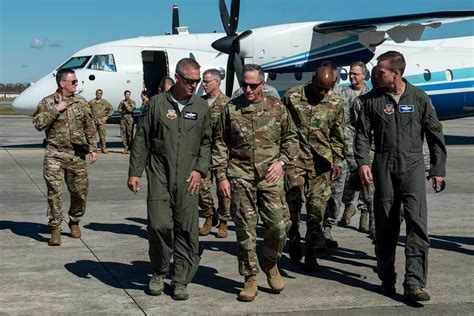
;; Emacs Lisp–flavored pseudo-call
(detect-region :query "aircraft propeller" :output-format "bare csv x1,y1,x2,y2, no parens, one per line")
211,0,252,96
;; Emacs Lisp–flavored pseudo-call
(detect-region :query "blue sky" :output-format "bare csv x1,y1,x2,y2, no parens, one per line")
1,0,473,83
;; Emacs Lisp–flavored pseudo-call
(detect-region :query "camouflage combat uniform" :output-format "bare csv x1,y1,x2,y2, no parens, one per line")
283,83,344,251
33,92,96,227
327,85,370,223
212,95,299,276
199,92,231,221
88,97,113,152
119,99,136,151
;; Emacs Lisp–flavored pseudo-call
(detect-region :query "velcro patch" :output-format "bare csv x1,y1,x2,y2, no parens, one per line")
399,105,414,113
184,111,198,120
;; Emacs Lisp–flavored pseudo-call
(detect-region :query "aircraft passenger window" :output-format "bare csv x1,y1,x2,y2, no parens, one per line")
88,54,117,72
295,72,302,81
268,72,277,81
445,69,453,81
423,69,431,81
340,68,348,81
58,56,91,70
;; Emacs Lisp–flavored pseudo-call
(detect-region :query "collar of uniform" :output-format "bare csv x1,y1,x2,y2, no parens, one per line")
383,78,414,99
165,89,199,107
53,91,80,104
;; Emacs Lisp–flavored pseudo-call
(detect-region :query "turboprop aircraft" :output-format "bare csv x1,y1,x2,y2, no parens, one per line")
11,1,474,121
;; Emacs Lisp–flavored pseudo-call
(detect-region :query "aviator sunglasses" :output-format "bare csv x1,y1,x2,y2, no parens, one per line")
241,80,263,90
177,73,201,85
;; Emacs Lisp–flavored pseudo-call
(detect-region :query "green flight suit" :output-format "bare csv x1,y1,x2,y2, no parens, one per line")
129,91,211,286
355,80,447,290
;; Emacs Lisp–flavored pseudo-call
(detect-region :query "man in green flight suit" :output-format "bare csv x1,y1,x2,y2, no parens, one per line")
128,58,211,301
355,51,447,302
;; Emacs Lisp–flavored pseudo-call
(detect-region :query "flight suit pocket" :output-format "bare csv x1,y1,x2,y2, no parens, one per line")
147,179,170,201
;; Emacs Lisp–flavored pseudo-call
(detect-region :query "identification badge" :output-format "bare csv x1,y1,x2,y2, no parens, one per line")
166,109,177,120
184,111,198,120
383,104,394,115
399,104,414,113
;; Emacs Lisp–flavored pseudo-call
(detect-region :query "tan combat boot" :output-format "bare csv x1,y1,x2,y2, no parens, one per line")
68,220,82,238
101,148,109,154
359,211,369,233
48,226,61,246
199,216,214,236
238,276,258,302
122,147,129,154
262,260,284,293
216,221,228,238
339,203,357,226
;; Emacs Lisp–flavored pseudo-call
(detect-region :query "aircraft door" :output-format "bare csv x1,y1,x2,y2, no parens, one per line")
142,51,169,96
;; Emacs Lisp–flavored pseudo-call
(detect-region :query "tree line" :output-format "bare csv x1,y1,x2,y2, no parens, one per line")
0,83,31,93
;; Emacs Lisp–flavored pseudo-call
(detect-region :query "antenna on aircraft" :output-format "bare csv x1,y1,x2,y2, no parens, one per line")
212,0,252,96
172,4,180,35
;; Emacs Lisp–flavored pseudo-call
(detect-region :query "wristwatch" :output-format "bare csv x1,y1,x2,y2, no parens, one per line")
279,160,285,167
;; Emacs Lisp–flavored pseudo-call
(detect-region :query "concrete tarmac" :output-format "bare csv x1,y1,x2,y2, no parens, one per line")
1,115,473,315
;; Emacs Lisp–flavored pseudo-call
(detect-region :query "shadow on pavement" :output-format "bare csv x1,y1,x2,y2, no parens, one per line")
0,220,50,242
84,222,147,239
398,234,474,256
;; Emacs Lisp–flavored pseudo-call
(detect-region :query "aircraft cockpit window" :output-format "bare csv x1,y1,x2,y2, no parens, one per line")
423,69,431,81
445,69,453,82
58,56,91,70
88,54,117,72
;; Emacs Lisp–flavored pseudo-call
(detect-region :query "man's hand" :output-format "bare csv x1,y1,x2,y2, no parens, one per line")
331,165,342,181
430,175,445,193
265,161,283,184
56,101,67,112
218,179,232,198
102,116,108,124
128,176,140,194
187,170,202,195
359,165,373,186
89,152,98,164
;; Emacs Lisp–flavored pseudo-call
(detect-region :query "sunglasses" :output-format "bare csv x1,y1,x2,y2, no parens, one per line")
241,80,263,90
62,79,78,85
177,73,201,85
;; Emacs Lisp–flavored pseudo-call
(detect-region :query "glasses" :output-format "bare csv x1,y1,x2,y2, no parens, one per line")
241,80,263,90
349,72,363,76
202,79,217,84
177,73,201,85
62,79,78,85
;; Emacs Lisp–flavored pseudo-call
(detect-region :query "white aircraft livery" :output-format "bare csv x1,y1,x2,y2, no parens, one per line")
12,1,474,121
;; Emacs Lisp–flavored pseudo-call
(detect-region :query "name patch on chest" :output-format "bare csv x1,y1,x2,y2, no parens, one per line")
399,105,414,113
184,112,198,120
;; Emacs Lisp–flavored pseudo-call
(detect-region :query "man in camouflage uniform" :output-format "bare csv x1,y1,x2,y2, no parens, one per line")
198,68,231,238
283,66,344,269
328,62,371,234
119,90,136,154
88,89,113,153
213,64,299,302
33,68,97,246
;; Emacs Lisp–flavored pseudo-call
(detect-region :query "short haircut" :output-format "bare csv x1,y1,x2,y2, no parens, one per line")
321,60,337,70
56,68,75,86
124,90,131,95
203,68,222,82
158,76,175,92
350,61,367,76
176,58,201,75
141,90,151,98
243,64,265,82
377,51,406,75
96,89,103,93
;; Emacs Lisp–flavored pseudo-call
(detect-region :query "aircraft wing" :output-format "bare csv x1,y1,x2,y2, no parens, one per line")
313,10,474,43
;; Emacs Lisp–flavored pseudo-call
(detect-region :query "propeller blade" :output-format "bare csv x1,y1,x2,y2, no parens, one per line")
218,0,232,35
233,52,244,85
226,53,235,97
172,4,180,35
236,29,252,42
229,0,240,34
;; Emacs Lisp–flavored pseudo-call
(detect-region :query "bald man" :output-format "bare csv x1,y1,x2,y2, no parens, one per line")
283,66,345,270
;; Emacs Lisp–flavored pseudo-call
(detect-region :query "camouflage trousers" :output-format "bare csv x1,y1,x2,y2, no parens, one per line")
43,155,88,227
325,161,348,225
198,171,231,221
229,177,288,277
96,123,108,150
285,165,332,248
120,116,134,149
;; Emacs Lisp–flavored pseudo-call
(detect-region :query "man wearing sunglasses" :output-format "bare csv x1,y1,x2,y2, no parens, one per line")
128,58,211,301
283,66,345,270
198,68,231,238
33,68,97,246
213,64,299,302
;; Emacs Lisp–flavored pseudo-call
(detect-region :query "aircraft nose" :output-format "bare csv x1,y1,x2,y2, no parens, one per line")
12,74,57,115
